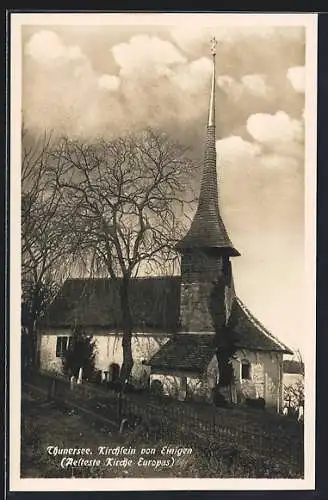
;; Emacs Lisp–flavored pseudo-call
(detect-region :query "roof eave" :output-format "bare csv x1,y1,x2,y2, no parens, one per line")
233,345,293,355
175,241,241,257
148,364,203,375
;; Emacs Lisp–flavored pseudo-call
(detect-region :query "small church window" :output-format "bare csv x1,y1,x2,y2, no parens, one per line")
241,360,251,380
222,257,232,285
178,376,187,401
56,336,69,357
67,336,73,351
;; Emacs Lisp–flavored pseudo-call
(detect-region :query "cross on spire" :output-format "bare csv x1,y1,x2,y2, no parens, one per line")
210,36,217,56
208,36,217,128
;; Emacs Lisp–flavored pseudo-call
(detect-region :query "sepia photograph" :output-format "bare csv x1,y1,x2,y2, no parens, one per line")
10,11,317,491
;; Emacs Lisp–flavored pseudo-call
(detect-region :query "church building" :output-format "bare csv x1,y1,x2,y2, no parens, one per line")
37,39,292,412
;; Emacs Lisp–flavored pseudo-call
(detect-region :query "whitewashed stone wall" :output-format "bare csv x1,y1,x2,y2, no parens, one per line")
150,354,219,403
38,331,283,411
149,374,182,398
39,334,64,374
232,350,283,411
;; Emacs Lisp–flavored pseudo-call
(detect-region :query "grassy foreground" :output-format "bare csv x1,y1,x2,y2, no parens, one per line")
21,388,303,479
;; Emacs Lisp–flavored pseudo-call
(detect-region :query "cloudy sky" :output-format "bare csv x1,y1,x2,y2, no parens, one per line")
20,15,314,354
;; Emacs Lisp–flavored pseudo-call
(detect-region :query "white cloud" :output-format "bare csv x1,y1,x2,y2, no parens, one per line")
241,74,270,97
98,74,120,91
216,134,301,180
171,57,212,92
260,153,299,171
218,74,271,101
112,35,187,76
24,29,213,138
24,30,123,137
246,111,303,145
25,30,85,64
287,66,305,93
217,75,243,102
23,28,305,151
217,135,261,162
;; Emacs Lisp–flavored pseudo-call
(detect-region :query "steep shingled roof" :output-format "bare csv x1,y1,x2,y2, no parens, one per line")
176,44,239,256
227,299,293,355
283,360,304,374
176,126,239,255
146,297,292,372
40,278,292,356
39,277,180,332
147,334,217,373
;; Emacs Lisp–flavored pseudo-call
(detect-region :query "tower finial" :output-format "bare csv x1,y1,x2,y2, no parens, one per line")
210,36,217,56
208,36,217,127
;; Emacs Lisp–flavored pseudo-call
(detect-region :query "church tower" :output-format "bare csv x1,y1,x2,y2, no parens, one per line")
176,38,240,333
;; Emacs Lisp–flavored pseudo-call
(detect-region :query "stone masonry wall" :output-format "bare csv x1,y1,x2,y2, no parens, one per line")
180,282,225,332
39,332,283,411
39,331,169,388
150,354,219,403
231,350,282,411
180,252,233,332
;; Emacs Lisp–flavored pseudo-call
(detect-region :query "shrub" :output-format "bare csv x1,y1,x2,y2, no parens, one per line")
91,370,102,385
150,379,164,396
62,325,97,381
107,380,122,393
284,379,304,416
245,397,266,410
213,388,228,407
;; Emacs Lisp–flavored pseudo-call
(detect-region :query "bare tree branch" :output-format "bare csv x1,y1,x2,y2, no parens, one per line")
48,129,197,382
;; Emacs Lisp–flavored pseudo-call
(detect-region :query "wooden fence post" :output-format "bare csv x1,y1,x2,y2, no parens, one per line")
48,378,56,400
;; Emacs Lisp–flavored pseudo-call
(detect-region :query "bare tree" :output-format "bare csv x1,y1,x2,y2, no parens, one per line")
284,379,304,417
51,129,196,383
294,349,305,375
21,128,76,364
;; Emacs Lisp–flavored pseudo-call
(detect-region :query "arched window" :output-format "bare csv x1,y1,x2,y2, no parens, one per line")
241,360,251,380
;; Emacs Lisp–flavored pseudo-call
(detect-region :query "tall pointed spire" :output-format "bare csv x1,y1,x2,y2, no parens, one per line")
177,37,240,256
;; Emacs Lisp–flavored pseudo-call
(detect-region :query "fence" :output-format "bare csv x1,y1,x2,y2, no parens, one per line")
23,368,304,477
120,390,303,471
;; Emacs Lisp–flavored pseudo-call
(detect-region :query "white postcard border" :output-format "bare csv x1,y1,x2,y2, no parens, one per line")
9,11,318,492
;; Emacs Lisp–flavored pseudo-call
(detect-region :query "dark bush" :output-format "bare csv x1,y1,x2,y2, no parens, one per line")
107,380,122,393
121,382,136,393
213,389,228,407
91,370,102,385
62,325,97,381
150,379,164,396
245,397,266,410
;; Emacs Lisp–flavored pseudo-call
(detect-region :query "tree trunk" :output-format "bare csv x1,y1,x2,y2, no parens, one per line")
29,314,39,367
119,277,133,387
26,283,41,367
